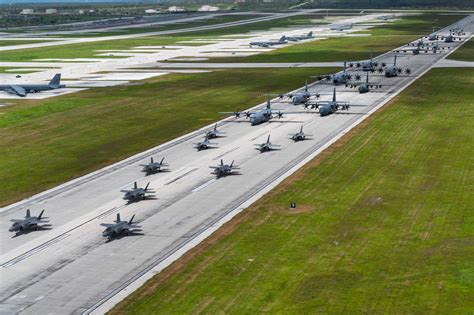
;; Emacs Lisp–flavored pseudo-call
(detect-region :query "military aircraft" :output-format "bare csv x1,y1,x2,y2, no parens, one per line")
348,52,382,72
100,213,142,240
140,157,168,175
443,30,463,43
121,182,153,203
289,125,312,142
221,98,284,126
194,135,218,151
330,23,353,31
249,36,287,48
276,81,322,105
378,55,411,78
315,61,355,85
209,159,240,178
0,74,65,97
377,14,395,21
309,88,366,116
395,38,450,55
255,135,280,152
205,124,226,139
345,72,384,94
9,209,48,234
284,31,314,42
450,24,465,36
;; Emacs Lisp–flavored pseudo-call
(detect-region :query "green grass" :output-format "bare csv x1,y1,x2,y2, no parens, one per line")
0,68,334,206
0,14,326,62
0,40,50,47
448,38,474,61
206,13,466,63
0,67,51,74
111,68,474,314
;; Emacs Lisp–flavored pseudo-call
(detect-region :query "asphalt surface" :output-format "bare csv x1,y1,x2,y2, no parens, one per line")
0,13,472,315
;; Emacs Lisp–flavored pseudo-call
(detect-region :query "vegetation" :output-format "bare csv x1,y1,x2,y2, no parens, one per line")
0,40,49,47
0,14,325,62
206,13,466,63
0,67,334,206
448,38,474,61
111,68,474,314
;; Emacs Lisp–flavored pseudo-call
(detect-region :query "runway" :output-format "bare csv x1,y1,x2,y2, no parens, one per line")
0,14,472,315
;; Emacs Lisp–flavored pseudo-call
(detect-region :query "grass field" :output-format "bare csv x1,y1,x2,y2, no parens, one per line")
448,38,474,61
111,68,474,314
0,68,334,206
0,40,50,47
0,14,325,62
205,13,466,63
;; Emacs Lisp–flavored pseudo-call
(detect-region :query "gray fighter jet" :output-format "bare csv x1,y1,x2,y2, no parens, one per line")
101,213,142,240
380,55,411,78
285,31,314,42
345,72,384,94
289,125,312,142
330,23,353,31
140,157,168,175
315,62,354,85
121,182,153,203
205,124,226,139
209,159,240,178
0,74,65,97
249,36,287,48
255,135,280,152
194,135,218,151
310,88,366,116
9,209,48,234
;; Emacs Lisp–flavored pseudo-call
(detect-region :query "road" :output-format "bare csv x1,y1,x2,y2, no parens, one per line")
0,14,472,315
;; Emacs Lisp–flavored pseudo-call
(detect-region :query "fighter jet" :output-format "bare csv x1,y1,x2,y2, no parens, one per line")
284,31,314,42
330,23,353,31
379,55,411,78
121,182,153,203
194,135,218,151
205,124,226,139
140,157,168,175
310,88,366,116
221,98,284,126
100,213,142,240
249,36,287,48
0,74,65,97
345,72,384,94
209,159,240,178
315,61,355,85
289,125,312,142
9,209,48,234
277,81,321,105
349,52,382,72
255,135,280,152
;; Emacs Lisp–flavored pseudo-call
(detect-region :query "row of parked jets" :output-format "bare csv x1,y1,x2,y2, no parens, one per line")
7,26,467,239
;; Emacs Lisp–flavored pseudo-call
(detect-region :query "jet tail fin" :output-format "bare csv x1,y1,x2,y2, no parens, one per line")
26,209,31,218
49,73,61,86
38,210,45,220
134,182,137,190
116,213,121,223
267,134,271,143
332,88,336,102
129,214,135,225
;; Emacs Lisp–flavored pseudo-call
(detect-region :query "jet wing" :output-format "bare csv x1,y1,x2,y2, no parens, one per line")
8,85,27,97
100,223,116,227
10,219,23,222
